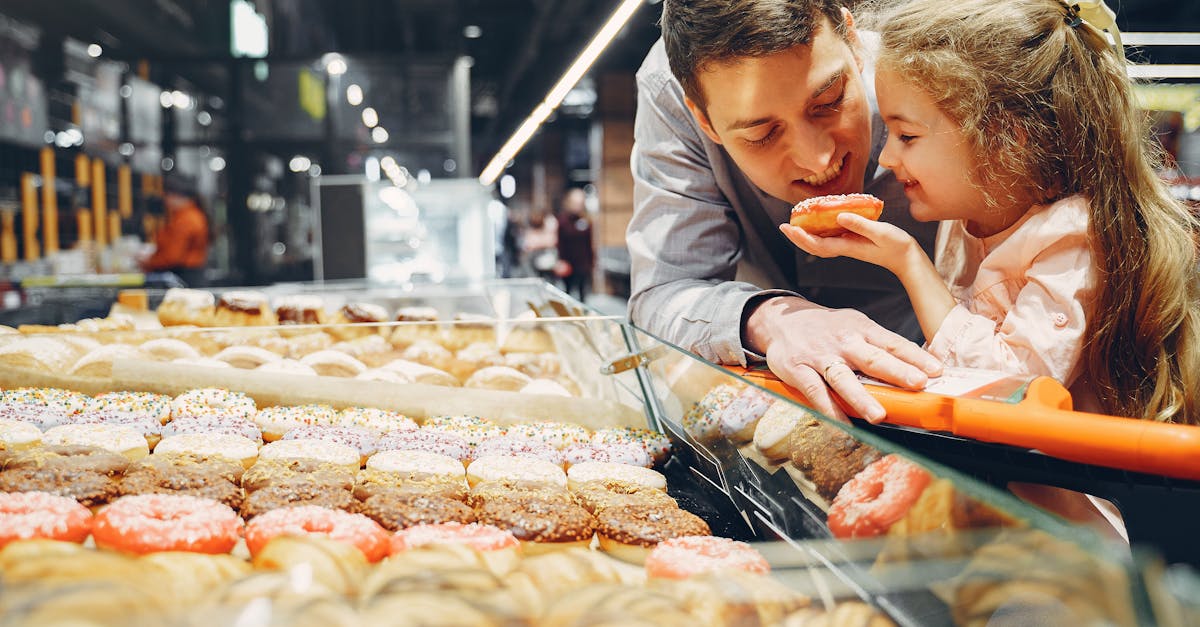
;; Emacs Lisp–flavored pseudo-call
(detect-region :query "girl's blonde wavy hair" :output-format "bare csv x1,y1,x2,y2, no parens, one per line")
869,0,1200,423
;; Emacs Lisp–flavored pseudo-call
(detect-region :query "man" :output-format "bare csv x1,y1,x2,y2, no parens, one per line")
142,186,209,287
627,0,942,422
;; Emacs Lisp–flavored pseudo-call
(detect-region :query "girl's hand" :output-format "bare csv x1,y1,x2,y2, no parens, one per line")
780,213,918,276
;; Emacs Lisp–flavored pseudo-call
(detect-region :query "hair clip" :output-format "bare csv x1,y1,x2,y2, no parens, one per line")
1064,4,1084,28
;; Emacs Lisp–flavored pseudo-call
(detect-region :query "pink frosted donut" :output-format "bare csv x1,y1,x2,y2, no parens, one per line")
592,427,672,465
162,413,263,442
336,407,418,434
91,392,173,425
172,388,257,422
93,494,243,555
716,387,774,441
245,505,389,562
0,491,93,547
282,425,381,459
562,442,653,468
473,435,563,465
645,536,770,580
380,428,473,463
390,522,519,555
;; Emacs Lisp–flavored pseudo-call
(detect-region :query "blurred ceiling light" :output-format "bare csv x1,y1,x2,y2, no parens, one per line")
323,53,348,76
443,159,457,173
372,127,389,143
463,25,482,39
161,157,175,171
499,174,516,199
365,157,381,182
159,91,174,108
380,156,397,171
288,155,312,172
87,44,102,58
118,142,135,156
308,164,322,177
346,84,363,106
210,156,227,172
171,90,192,110
479,0,645,184
197,110,213,126
362,107,379,127
417,169,432,184
119,84,132,98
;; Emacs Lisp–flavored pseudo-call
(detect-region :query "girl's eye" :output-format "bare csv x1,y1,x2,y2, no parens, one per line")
746,127,779,147
898,134,916,143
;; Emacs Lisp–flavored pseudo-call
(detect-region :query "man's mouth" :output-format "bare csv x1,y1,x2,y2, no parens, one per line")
799,154,846,186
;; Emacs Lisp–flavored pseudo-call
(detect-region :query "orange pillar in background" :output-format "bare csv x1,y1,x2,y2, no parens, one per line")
20,172,39,261
118,165,132,218
91,158,107,246
40,147,58,254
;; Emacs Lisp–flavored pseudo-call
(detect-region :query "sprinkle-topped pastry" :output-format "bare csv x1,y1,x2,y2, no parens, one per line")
65,410,163,448
42,424,149,461
282,424,381,462
645,536,770,579
467,455,567,488
505,421,591,450
0,418,42,450
155,433,261,468
567,462,667,492
162,413,263,443
562,442,652,468
0,491,94,547
682,384,741,441
259,438,360,470
1,387,90,416
337,407,417,434
253,404,340,441
367,450,466,480
571,479,679,514
378,428,473,462
0,403,73,431
91,391,173,425
423,414,505,448
389,522,518,554
591,427,672,465
473,436,564,465
172,388,258,422
474,495,596,548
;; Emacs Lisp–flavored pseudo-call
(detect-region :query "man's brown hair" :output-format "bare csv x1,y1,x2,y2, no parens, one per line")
661,0,848,107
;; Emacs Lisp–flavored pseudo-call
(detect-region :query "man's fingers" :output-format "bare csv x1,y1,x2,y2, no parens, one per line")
863,326,944,379
823,361,886,423
777,363,849,424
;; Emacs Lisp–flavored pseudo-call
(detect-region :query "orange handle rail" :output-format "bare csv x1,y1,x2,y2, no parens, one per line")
730,367,1200,481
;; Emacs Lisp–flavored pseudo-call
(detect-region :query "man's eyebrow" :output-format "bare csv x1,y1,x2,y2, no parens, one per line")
811,68,845,101
723,66,847,132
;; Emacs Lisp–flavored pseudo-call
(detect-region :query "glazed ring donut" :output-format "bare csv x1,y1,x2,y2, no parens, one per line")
389,521,519,555
367,449,466,481
42,424,150,461
213,346,282,370
90,392,174,425
155,433,261,468
0,491,93,547
137,338,202,362
826,454,932,539
571,479,678,514
788,193,884,237
65,410,163,449
244,505,389,562
0,418,43,451
242,458,356,493
378,429,473,463
567,461,667,492
644,536,770,580
466,455,567,488
465,478,573,509
239,481,355,520
474,496,596,552
172,388,258,422
93,493,243,554
258,438,360,470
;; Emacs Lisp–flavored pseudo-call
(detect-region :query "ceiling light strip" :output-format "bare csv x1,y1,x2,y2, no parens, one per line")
479,0,645,185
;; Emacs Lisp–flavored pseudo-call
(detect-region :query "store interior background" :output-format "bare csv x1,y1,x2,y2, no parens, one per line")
0,0,1195,323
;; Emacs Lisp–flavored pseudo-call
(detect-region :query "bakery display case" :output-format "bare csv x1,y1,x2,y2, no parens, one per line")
0,281,1180,625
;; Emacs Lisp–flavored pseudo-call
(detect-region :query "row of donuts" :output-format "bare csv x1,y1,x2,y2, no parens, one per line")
0,386,671,467
0,530,896,626
0,321,579,396
682,384,1021,540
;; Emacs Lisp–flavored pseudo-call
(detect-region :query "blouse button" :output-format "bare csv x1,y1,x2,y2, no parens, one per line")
1052,312,1069,327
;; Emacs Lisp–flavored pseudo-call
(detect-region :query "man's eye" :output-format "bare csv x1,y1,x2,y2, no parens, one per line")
817,91,845,112
746,127,779,147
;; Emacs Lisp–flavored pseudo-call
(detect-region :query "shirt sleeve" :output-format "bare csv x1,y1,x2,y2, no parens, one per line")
625,59,799,366
925,226,1094,383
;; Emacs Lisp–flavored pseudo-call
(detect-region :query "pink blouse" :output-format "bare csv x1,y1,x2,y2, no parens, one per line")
930,195,1099,409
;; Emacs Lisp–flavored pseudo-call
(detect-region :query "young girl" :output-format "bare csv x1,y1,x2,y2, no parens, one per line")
782,0,1200,427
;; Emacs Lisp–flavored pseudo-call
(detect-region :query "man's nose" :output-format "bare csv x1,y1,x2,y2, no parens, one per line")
786,125,836,173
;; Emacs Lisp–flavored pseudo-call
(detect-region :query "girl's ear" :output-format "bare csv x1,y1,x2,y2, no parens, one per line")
841,7,865,73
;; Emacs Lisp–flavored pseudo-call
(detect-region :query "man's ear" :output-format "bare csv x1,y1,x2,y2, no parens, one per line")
841,7,865,73
684,96,723,145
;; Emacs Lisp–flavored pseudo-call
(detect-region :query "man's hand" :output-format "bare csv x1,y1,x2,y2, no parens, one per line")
744,296,943,423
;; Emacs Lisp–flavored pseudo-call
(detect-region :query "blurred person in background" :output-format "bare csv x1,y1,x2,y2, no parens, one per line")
523,208,559,284
141,181,210,287
555,186,595,302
